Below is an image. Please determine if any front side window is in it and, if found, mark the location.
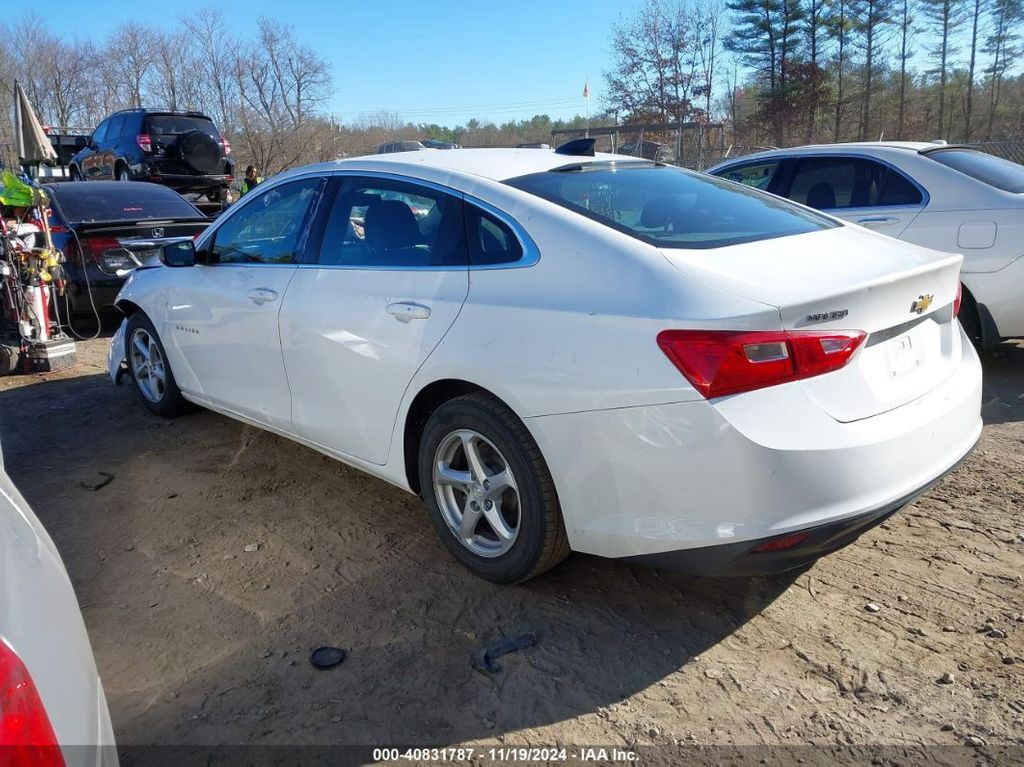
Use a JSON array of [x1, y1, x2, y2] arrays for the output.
[[211, 178, 322, 264], [506, 164, 834, 250], [715, 160, 782, 191], [318, 177, 467, 267], [926, 148, 1024, 193], [785, 157, 923, 210]]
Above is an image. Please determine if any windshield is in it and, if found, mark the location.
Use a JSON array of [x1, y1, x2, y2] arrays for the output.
[[52, 184, 203, 223], [144, 114, 220, 138], [506, 165, 836, 249], [926, 148, 1024, 193]]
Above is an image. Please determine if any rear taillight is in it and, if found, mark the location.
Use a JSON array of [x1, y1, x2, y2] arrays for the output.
[[0, 639, 64, 765], [78, 237, 121, 265], [657, 329, 866, 399], [221, 139, 231, 156], [954, 282, 962, 318], [136, 134, 152, 152]]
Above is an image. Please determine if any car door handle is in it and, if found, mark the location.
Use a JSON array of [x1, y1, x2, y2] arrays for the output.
[[856, 216, 899, 225], [247, 288, 278, 305], [386, 302, 431, 322]]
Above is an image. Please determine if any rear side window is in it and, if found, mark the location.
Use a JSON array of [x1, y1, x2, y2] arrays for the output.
[[786, 157, 923, 209], [106, 115, 126, 140], [145, 115, 220, 139], [715, 160, 781, 191], [317, 177, 467, 267], [506, 165, 834, 250], [466, 205, 523, 265], [51, 184, 203, 223], [926, 148, 1024, 193]]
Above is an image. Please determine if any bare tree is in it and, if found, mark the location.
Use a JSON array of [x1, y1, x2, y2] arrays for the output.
[[962, 0, 985, 139], [604, 0, 703, 123], [107, 22, 158, 108], [895, 0, 915, 138], [181, 10, 240, 132]]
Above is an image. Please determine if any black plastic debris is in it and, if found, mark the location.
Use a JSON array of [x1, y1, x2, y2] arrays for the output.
[[471, 632, 537, 675], [310, 646, 346, 670], [80, 472, 114, 491]]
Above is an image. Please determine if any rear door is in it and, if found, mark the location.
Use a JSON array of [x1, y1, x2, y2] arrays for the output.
[[779, 155, 926, 237], [144, 113, 222, 175], [280, 174, 470, 465], [164, 176, 325, 429]]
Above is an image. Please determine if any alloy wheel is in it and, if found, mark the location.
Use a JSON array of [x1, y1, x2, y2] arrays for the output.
[[432, 429, 521, 558], [128, 328, 166, 403]]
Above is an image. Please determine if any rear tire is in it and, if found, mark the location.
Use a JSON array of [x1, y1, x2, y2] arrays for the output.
[[418, 393, 569, 583], [959, 287, 983, 346], [125, 313, 188, 417]]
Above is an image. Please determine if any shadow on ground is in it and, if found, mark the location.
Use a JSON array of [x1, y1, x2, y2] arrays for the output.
[[980, 341, 1024, 425], [0, 371, 795, 747]]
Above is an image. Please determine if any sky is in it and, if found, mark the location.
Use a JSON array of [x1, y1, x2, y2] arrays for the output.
[[43, 0, 639, 127]]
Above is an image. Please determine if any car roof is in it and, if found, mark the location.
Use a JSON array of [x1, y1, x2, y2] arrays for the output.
[[277, 148, 651, 185], [710, 142, 944, 168]]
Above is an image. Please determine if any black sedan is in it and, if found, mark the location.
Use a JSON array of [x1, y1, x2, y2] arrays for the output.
[[44, 182, 210, 316]]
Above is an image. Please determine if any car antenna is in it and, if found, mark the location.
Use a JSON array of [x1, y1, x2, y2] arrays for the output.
[[554, 138, 596, 157]]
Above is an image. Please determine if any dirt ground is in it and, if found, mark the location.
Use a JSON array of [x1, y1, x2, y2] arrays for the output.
[[1, 329, 1022, 762]]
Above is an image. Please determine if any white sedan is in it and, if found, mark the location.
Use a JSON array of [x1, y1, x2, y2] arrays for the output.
[[708, 142, 1024, 348], [0, 447, 117, 764], [107, 144, 981, 583]]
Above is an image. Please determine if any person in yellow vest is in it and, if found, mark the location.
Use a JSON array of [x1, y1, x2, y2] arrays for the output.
[[241, 165, 263, 196]]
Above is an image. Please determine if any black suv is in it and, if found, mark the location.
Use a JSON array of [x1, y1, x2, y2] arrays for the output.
[[69, 109, 234, 202]]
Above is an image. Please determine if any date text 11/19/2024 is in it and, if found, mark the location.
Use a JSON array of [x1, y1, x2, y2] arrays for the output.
[[373, 747, 639, 762]]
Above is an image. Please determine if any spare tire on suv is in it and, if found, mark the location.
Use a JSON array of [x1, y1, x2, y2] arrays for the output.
[[178, 130, 222, 174]]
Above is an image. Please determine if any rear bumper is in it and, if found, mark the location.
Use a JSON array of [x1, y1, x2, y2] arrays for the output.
[[527, 327, 983, 563], [619, 445, 974, 576]]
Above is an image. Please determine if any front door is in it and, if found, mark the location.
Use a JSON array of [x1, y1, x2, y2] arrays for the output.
[[164, 176, 325, 430], [280, 175, 470, 465]]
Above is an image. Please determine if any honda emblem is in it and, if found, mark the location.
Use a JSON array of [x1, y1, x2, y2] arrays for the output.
[[152, 227, 164, 238]]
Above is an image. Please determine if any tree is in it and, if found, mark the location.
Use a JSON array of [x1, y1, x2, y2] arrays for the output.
[[109, 22, 158, 108], [803, 0, 831, 141], [982, 0, 1022, 138], [895, 0, 916, 138], [962, 0, 986, 139], [920, 0, 967, 138], [827, 0, 856, 140], [725, 0, 805, 143], [604, 0, 704, 123], [852, 0, 898, 140]]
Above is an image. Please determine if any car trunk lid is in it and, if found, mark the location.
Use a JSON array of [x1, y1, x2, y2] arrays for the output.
[[659, 227, 964, 422], [70, 221, 207, 271]]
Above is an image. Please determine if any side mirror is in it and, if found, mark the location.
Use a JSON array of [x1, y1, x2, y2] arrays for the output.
[[160, 240, 196, 268], [75, 136, 88, 149]]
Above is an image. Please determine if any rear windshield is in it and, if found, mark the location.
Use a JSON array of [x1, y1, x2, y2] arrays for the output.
[[51, 184, 203, 223], [144, 114, 219, 138], [505, 164, 835, 249], [926, 148, 1024, 193]]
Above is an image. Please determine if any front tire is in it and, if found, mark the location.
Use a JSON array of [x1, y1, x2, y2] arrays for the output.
[[125, 313, 188, 417], [117, 165, 131, 182], [418, 393, 569, 583], [69, 167, 82, 182]]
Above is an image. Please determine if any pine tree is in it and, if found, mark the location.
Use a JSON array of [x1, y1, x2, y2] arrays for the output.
[[852, 0, 898, 139], [920, 0, 968, 138], [725, 0, 805, 144]]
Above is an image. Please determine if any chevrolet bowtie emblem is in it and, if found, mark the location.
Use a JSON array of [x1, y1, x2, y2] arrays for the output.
[[910, 293, 934, 315]]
